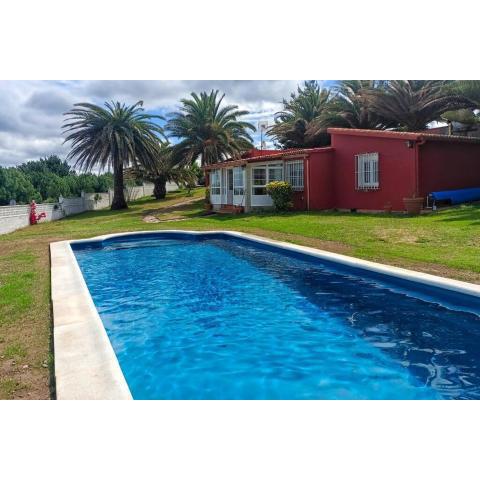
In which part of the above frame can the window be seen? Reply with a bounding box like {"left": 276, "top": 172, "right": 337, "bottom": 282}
{"left": 268, "top": 164, "right": 283, "bottom": 182}
{"left": 252, "top": 163, "right": 284, "bottom": 196}
{"left": 233, "top": 167, "right": 244, "bottom": 196}
{"left": 210, "top": 169, "right": 221, "bottom": 195}
{"left": 285, "top": 160, "right": 304, "bottom": 190}
{"left": 355, "top": 153, "right": 379, "bottom": 189}
{"left": 252, "top": 166, "right": 267, "bottom": 195}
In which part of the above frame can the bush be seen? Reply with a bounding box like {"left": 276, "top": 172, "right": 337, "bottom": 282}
{"left": 266, "top": 181, "right": 293, "bottom": 211}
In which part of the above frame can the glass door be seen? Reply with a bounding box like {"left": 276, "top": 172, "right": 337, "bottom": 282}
{"left": 232, "top": 166, "right": 245, "bottom": 206}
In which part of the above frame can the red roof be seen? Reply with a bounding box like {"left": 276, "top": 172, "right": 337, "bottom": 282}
{"left": 327, "top": 128, "right": 480, "bottom": 144}
{"left": 204, "top": 147, "right": 333, "bottom": 170}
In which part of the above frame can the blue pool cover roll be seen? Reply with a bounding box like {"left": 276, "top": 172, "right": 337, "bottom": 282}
{"left": 429, "top": 187, "right": 480, "bottom": 204}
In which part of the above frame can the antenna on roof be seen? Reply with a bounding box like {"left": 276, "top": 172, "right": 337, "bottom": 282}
{"left": 258, "top": 121, "right": 268, "bottom": 151}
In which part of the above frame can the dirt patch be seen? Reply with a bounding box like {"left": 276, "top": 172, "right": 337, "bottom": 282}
{"left": 142, "top": 197, "right": 201, "bottom": 221}
{"left": 0, "top": 361, "right": 50, "bottom": 400}
{"left": 374, "top": 227, "right": 424, "bottom": 245}
{"left": 144, "top": 215, "right": 188, "bottom": 223}
{"left": 143, "top": 215, "right": 160, "bottom": 223}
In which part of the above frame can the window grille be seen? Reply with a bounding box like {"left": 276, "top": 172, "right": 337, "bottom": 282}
{"left": 355, "top": 153, "right": 379, "bottom": 189}
{"left": 285, "top": 160, "right": 304, "bottom": 190}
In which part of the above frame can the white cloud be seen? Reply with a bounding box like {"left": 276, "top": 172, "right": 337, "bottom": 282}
{"left": 0, "top": 80, "right": 305, "bottom": 166}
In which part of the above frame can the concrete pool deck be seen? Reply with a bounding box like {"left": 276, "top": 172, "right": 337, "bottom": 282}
{"left": 51, "top": 230, "right": 480, "bottom": 400}
{"left": 50, "top": 240, "right": 132, "bottom": 400}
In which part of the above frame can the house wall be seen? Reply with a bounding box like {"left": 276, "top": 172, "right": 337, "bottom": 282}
{"left": 329, "top": 133, "right": 417, "bottom": 211}
{"left": 306, "top": 149, "right": 335, "bottom": 209}
{"left": 418, "top": 141, "right": 480, "bottom": 197}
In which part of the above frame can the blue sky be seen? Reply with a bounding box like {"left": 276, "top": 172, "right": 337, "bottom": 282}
{"left": 0, "top": 80, "right": 338, "bottom": 167}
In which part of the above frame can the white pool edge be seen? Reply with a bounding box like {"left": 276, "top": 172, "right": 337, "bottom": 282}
{"left": 52, "top": 229, "right": 480, "bottom": 400}
{"left": 50, "top": 240, "right": 132, "bottom": 400}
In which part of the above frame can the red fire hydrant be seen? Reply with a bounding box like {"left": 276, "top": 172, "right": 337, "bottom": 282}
{"left": 29, "top": 200, "right": 47, "bottom": 225}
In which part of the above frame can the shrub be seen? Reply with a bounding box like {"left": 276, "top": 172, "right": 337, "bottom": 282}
{"left": 266, "top": 181, "right": 293, "bottom": 211}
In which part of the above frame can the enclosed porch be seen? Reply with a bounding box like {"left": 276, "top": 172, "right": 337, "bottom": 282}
{"left": 207, "top": 158, "right": 305, "bottom": 213}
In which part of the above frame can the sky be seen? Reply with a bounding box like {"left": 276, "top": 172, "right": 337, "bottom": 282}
{"left": 0, "top": 80, "right": 336, "bottom": 168}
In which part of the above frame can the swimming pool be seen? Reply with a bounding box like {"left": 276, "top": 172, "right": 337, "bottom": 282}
{"left": 70, "top": 231, "right": 480, "bottom": 400}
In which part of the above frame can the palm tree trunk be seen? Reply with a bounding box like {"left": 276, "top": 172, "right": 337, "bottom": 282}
{"left": 153, "top": 174, "right": 167, "bottom": 199}
{"left": 111, "top": 161, "right": 128, "bottom": 210}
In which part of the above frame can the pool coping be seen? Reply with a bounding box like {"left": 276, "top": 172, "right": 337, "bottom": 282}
{"left": 51, "top": 229, "right": 480, "bottom": 400}
{"left": 50, "top": 240, "right": 133, "bottom": 400}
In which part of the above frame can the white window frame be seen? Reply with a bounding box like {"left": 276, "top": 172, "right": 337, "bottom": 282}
{"left": 210, "top": 169, "right": 221, "bottom": 195}
{"left": 252, "top": 166, "right": 268, "bottom": 196}
{"left": 233, "top": 166, "right": 245, "bottom": 196}
{"left": 268, "top": 163, "right": 283, "bottom": 183}
{"left": 285, "top": 160, "right": 304, "bottom": 191}
{"left": 251, "top": 163, "right": 283, "bottom": 197}
{"left": 355, "top": 152, "right": 379, "bottom": 190}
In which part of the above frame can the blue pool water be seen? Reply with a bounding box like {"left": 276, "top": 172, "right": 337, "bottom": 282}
{"left": 73, "top": 233, "right": 480, "bottom": 400}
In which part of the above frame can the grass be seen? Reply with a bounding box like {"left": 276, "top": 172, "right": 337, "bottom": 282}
{"left": 0, "top": 187, "right": 479, "bottom": 399}
{"left": 3, "top": 342, "right": 27, "bottom": 359}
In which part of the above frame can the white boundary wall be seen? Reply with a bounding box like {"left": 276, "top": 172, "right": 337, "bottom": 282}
{"left": 0, "top": 181, "right": 173, "bottom": 235}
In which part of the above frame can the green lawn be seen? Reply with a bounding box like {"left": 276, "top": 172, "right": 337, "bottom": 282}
{"left": 1, "top": 187, "right": 479, "bottom": 399}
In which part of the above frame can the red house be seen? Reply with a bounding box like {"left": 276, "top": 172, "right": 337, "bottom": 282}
{"left": 205, "top": 128, "right": 480, "bottom": 212}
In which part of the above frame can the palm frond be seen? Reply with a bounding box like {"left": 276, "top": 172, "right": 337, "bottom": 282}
{"left": 166, "top": 90, "right": 255, "bottom": 166}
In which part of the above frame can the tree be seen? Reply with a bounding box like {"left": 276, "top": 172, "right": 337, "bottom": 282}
{"left": 324, "top": 80, "right": 392, "bottom": 130}
{"left": 442, "top": 81, "right": 480, "bottom": 126}
{"left": 167, "top": 90, "right": 255, "bottom": 167}
{"left": 39, "top": 173, "right": 70, "bottom": 201}
{"left": 18, "top": 155, "right": 71, "bottom": 178}
{"left": 451, "top": 80, "right": 480, "bottom": 108}
{"left": 268, "top": 81, "right": 333, "bottom": 148}
{"left": 366, "top": 80, "right": 473, "bottom": 131}
{"left": 188, "top": 161, "right": 204, "bottom": 186}
{"left": 63, "top": 101, "right": 164, "bottom": 209}
{"left": 127, "top": 142, "right": 198, "bottom": 199}
{"left": 0, "top": 167, "right": 39, "bottom": 205}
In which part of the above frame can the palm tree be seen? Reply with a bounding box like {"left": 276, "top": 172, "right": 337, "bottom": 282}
{"left": 442, "top": 81, "right": 480, "bottom": 127}
{"left": 366, "top": 80, "right": 472, "bottom": 131}
{"left": 127, "top": 142, "right": 198, "bottom": 199}
{"left": 268, "top": 81, "right": 333, "bottom": 149}
{"left": 324, "top": 80, "right": 392, "bottom": 130}
{"left": 451, "top": 80, "right": 480, "bottom": 108}
{"left": 63, "top": 101, "right": 164, "bottom": 209}
{"left": 167, "top": 90, "right": 255, "bottom": 167}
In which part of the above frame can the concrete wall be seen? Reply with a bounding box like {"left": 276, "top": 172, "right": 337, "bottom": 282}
{"left": 0, "top": 181, "right": 174, "bottom": 235}
{"left": 0, "top": 205, "right": 31, "bottom": 235}
{"left": 0, "top": 203, "right": 62, "bottom": 235}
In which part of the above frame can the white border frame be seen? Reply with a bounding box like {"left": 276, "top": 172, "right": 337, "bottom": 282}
{"left": 51, "top": 230, "right": 480, "bottom": 400}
